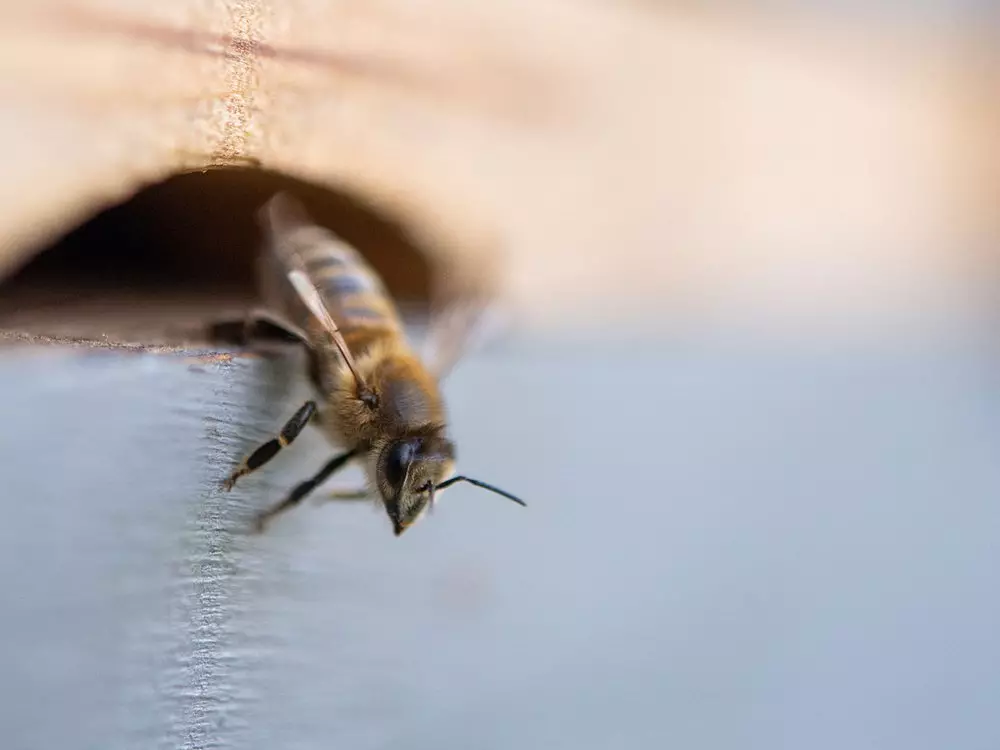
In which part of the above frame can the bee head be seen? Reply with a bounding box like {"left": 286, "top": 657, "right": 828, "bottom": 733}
{"left": 376, "top": 433, "right": 456, "bottom": 536}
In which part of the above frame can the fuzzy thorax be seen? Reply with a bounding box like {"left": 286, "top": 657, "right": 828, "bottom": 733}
{"left": 320, "top": 336, "right": 448, "bottom": 450}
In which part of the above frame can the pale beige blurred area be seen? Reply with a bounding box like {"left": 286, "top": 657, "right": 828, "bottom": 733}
{"left": 0, "top": 0, "right": 997, "bottom": 336}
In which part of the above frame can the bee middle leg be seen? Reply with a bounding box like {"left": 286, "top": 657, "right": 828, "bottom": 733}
{"left": 325, "top": 489, "right": 370, "bottom": 501}
{"left": 254, "top": 448, "right": 359, "bottom": 531}
{"left": 223, "top": 400, "right": 317, "bottom": 491}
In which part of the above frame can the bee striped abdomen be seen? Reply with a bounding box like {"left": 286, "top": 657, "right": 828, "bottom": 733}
{"left": 280, "top": 236, "right": 403, "bottom": 340}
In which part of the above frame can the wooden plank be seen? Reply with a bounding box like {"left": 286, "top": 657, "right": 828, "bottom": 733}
{"left": 0, "top": 3, "right": 996, "bottom": 332}
{"left": 1, "top": 332, "right": 999, "bottom": 746}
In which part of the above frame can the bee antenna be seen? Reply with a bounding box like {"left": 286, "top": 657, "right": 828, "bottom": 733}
{"left": 435, "top": 475, "right": 526, "bottom": 506}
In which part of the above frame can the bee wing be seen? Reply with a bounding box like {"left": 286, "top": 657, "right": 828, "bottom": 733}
{"left": 259, "top": 190, "right": 315, "bottom": 235}
{"left": 285, "top": 267, "right": 341, "bottom": 339}
{"left": 258, "top": 192, "right": 370, "bottom": 390}
{"left": 422, "top": 293, "right": 505, "bottom": 380}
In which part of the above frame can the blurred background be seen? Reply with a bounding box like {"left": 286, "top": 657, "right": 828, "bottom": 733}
{"left": 0, "top": 0, "right": 997, "bottom": 748}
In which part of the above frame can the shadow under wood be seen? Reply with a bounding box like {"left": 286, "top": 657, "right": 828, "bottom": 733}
{"left": 0, "top": 168, "right": 434, "bottom": 347}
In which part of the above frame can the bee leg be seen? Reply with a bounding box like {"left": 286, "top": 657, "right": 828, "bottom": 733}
{"left": 207, "top": 310, "right": 308, "bottom": 347}
{"left": 254, "top": 449, "right": 359, "bottom": 532}
{"left": 223, "top": 400, "right": 317, "bottom": 491}
{"left": 205, "top": 317, "right": 247, "bottom": 345}
{"left": 245, "top": 311, "right": 311, "bottom": 346}
{"left": 207, "top": 312, "right": 324, "bottom": 392}
{"left": 324, "top": 489, "right": 370, "bottom": 501}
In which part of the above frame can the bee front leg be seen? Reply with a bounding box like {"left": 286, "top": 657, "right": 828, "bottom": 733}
{"left": 223, "top": 400, "right": 317, "bottom": 491}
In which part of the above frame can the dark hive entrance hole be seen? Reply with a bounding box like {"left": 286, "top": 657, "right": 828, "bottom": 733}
{"left": 0, "top": 168, "right": 433, "bottom": 343}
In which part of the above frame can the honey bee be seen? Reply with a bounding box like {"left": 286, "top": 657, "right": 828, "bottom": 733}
{"left": 213, "top": 192, "right": 525, "bottom": 535}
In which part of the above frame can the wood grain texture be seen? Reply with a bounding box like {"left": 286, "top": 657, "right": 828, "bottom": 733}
{"left": 2, "top": 335, "right": 1000, "bottom": 747}
{"left": 0, "top": 1, "right": 997, "bottom": 335}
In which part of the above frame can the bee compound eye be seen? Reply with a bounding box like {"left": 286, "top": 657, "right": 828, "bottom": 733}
{"left": 385, "top": 440, "right": 417, "bottom": 488}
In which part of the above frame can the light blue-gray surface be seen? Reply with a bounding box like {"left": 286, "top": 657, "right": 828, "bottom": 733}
{"left": 1, "top": 331, "right": 998, "bottom": 749}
